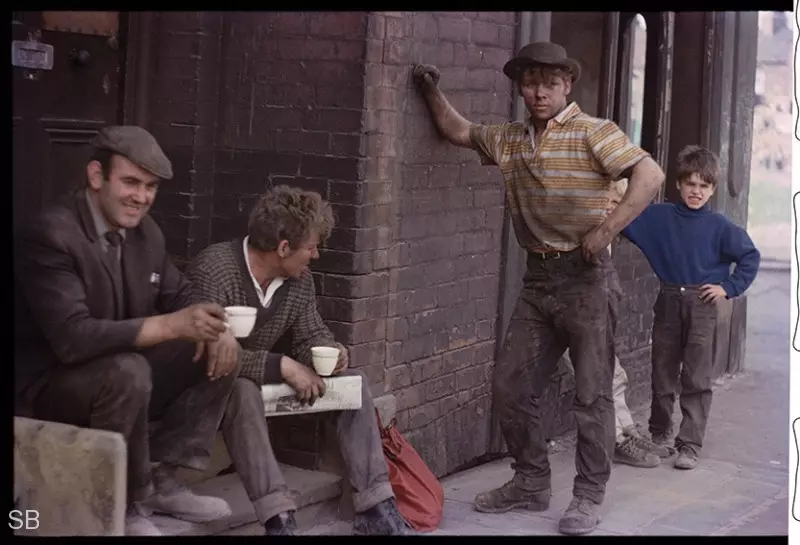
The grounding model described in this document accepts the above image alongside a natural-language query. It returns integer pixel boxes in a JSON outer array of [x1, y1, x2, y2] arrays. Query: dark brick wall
[[371, 11, 518, 477], [145, 12, 225, 265]]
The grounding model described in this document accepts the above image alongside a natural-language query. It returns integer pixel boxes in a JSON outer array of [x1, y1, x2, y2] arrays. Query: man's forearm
[[421, 85, 473, 148], [603, 158, 665, 237]]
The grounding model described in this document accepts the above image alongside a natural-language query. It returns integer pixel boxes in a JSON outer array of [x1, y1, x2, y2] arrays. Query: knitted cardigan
[[185, 239, 336, 385]]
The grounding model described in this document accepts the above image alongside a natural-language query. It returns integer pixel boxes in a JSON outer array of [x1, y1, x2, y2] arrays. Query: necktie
[[104, 231, 125, 318]]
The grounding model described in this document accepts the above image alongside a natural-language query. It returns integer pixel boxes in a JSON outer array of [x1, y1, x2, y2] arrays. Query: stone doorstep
[[153, 466, 344, 536]]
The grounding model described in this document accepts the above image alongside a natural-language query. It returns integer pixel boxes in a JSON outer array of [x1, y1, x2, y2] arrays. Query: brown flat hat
[[502, 41, 581, 84], [92, 126, 173, 180]]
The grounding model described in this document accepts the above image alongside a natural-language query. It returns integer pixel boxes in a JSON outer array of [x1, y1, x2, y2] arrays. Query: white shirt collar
[[243, 236, 286, 308]]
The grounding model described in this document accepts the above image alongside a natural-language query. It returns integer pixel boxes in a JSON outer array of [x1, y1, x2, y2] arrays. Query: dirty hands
[[164, 302, 229, 362], [202, 329, 240, 380], [281, 355, 327, 406], [412, 64, 441, 91], [699, 284, 727, 303], [581, 225, 615, 265]]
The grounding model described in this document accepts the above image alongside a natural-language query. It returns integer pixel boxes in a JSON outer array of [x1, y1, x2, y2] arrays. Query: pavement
[[429, 269, 790, 536]]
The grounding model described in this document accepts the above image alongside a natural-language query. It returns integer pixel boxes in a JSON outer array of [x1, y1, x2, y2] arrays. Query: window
[[626, 14, 647, 146]]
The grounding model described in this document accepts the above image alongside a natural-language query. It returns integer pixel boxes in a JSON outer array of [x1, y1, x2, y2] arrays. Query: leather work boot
[[558, 496, 601, 535], [143, 464, 232, 523], [353, 498, 415, 535], [264, 512, 297, 535], [614, 435, 660, 468], [674, 447, 699, 470], [474, 480, 550, 514], [630, 433, 673, 458]]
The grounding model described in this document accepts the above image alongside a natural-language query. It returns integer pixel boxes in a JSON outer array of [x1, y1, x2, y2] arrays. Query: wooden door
[[12, 11, 124, 231]]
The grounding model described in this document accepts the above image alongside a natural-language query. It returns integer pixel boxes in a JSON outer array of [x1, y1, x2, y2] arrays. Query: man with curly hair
[[186, 185, 411, 536]]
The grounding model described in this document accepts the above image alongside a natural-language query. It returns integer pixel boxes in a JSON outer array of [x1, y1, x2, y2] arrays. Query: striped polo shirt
[[469, 102, 649, 253]]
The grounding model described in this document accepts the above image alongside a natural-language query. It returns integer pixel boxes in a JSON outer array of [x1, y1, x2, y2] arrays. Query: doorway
[[12, 11, 126, 230]]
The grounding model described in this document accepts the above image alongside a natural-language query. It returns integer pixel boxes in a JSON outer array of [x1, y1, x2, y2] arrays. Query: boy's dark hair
[[248, 185, 335, 252], [675, 145, 721, 186]]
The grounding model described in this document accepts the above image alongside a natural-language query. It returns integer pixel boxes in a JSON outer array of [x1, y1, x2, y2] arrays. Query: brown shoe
[[474, 480, 550, 514], [630, 433, 673, 459], [674, 447, 699, 470], [558, 496, 601, 535], [650, 433, 677, 457], [614, 436, 660, 468]]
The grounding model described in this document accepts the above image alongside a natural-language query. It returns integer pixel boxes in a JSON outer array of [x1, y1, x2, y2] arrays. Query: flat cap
[[92, 126, 173, 180]]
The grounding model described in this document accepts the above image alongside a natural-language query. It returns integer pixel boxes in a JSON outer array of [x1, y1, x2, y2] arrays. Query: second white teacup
[[225, 306, 257, 338], [311, 346, 340, 376]]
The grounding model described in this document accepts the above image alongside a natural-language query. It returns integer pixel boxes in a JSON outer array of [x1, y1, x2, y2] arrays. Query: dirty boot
[[614, 435, 660, 468], [674, 447, 699, 470], [125, 503, 161, 536], [264, 512, 296, 535], [650, 433, 676, 457], [353, 498, 415, 535], [558, 496, 601, 535], [143, 464, 232, 523], [630, 433, 672, 458], [474, 480, 550, 514]]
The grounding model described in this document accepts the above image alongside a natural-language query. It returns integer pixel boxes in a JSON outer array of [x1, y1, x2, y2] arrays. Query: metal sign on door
[[11, 39, 54, 70]]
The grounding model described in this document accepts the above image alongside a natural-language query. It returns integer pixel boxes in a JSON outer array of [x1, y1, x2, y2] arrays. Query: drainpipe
[[510, 12, 533, 124]]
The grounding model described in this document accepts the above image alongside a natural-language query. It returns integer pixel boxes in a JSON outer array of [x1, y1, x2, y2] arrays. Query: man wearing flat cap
[[14, 126, 239, 536], [413, 42, 665, 534]]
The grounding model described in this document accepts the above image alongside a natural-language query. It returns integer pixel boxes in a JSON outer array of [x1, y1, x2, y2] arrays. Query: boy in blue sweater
[[622, 145, 760, 471]]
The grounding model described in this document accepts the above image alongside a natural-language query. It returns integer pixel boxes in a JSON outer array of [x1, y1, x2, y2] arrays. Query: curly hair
[[247, 185, 335, 252], [676, 145, 721, 187]]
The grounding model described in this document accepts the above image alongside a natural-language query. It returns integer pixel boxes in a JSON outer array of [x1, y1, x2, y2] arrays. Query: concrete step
[[153, 464, 342, 536], [218, 498, 353, 536]]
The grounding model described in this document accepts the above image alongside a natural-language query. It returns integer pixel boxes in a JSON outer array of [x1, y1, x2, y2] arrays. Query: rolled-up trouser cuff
[[353, 482, 395, 513], [252, 491, 298, 525]]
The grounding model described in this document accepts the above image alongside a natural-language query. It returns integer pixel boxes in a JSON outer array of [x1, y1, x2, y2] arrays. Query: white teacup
[[225, 306, 257, 338], [311, 346, 340, 376]]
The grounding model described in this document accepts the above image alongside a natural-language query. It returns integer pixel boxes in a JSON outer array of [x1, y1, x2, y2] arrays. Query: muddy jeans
[[28, 340, 238, 504], [648, 285, 718, 455], [494, 249, 618, 505], [221, 369, 394, 524]]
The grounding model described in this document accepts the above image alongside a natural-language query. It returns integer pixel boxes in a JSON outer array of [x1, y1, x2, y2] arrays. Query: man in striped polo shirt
[[413, 42, 665, 535]]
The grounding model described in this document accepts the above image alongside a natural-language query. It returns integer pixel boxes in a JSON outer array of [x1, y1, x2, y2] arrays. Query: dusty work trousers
[[220, 369, 394, 524], [27, 340, 238, 504], [494, 249, 618, 505], [560, 354, 635, 443], [648, 285, 718, 455]]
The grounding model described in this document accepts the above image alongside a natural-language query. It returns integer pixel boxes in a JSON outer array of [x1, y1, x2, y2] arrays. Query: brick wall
[[142, 10, 661, 476], [145, 12, 225, 265], [145, 11, 376, 469], [367, 11, 518, 476]]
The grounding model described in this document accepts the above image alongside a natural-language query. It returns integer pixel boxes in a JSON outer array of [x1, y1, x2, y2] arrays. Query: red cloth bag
[[376, 409, 444, 532]]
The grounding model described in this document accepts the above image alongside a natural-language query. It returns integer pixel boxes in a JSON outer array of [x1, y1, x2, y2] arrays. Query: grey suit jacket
[[14, 190, 197, 398]]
